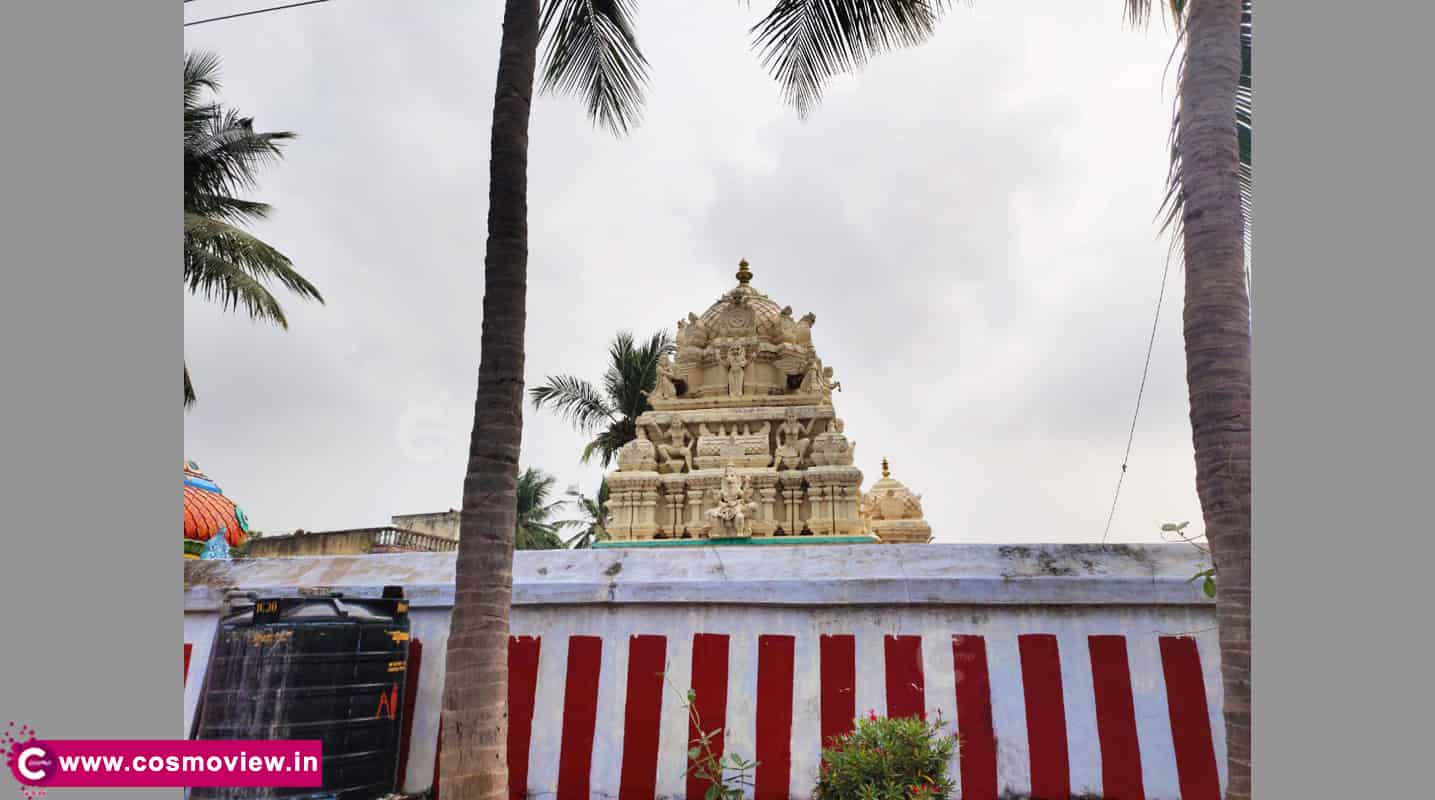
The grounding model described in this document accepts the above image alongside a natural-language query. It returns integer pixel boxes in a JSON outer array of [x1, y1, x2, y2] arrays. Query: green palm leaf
[[183, 50, 319, 405], [558, 481, 610, 548], [535, 328, 672, 466], [539, 0, 651, 135], [184, 363, 197, 408], [516, 467, 573, 550], [184, 213, 323, 316], [531, 375, 617, 434], [750, 0, 952, 118]]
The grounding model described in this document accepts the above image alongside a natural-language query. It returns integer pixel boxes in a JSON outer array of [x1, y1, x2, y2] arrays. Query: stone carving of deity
[[774, 408, 816, 470], [705, 464, 758, 537], [800, 355, 839, 396], [656, 417, 693, 472], [720, 345, 748, 397], [650, 352, 678, 401]]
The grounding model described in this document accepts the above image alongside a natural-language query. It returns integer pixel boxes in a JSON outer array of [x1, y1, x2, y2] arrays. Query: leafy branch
[[1163, 520, 1216, 599]]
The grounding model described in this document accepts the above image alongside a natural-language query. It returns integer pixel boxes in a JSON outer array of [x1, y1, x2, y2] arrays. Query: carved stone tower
[[602, 260, 927, 545]]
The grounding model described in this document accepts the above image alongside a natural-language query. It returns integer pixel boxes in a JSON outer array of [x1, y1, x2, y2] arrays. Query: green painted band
[[593, 535, 878, 549]]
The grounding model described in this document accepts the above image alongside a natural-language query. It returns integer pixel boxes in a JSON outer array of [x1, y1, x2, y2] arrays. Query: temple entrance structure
[[602, 260, 931, 545]]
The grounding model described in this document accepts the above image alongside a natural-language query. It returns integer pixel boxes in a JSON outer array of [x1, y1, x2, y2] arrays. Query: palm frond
[[557, 482, 609, 548], [602, 328, 673, 421], [185, 113, 296, 215], [184, 363, 197, 408], [530, 375, 617, 434], [185, 213, 324, 302], [539, 0, 651, 135], [1121, 0, 1185, 29], [190, 193, 274, 226], [515, 467, 571, 550], [581, 424, 635, 467], [184, 51, 223, 108], [750, 0, 951, 118], [1137, 0, 1251, 257], [184, 214, 322, 329], [183, 247, 290, 327], [516, 526, 567, 550]]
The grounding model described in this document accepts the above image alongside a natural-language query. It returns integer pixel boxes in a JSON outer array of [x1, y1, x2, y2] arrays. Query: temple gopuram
[[601, 260, 931, 546]]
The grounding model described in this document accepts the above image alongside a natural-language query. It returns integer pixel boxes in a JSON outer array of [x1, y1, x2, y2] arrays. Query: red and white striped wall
[[184, 543, 1225, 799]]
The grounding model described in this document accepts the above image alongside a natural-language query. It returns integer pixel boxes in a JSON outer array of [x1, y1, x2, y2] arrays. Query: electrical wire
[[1101, 251, 1174, 544], [185, 0, 331, 27]]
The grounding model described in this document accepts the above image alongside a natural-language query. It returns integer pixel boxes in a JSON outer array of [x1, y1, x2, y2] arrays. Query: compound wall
[[182, 543, 1225, 799]]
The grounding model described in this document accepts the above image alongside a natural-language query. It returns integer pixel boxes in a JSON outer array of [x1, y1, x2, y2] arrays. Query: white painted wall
[[183, 543, 1224, 800]]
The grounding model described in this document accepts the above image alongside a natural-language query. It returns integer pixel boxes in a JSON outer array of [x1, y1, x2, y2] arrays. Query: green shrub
[[813, 711, 958, 800]]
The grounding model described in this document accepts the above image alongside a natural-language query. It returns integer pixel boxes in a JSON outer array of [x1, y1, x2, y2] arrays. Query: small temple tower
[[601, 260, 930, 545], [859, 459, 934, 544]]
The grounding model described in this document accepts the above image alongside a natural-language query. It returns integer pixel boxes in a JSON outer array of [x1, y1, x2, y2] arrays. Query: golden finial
[[881, 458, 890, 478], [736, 258, 753, 285]]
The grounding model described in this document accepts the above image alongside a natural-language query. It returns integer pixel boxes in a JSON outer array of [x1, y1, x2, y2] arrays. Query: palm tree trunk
[[439, 1, 539, 798], [1178, 1, 1251, 797]]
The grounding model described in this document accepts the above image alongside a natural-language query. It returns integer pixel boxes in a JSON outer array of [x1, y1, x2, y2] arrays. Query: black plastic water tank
[[191, 594, 410, 800]]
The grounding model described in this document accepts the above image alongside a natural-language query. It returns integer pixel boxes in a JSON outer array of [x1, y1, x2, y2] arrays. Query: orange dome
[[183, 461, 250, 552]]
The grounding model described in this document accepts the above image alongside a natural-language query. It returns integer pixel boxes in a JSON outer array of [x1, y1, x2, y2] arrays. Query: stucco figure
[[603, 258, 929, 544], [720, 345, 748, 397], [705, 465, 758, 537], [775, 408, 816, 471], [649, 352, 678, 401]]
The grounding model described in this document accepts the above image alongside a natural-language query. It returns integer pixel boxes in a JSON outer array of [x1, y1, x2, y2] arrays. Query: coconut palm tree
[[443, 3, 986, 797], [558, 480, 610, 549], [761, 4, 1252, 793], [1124, 4, 1252, 795], [530, 330, 674, 467], [514, 467, 568, 549], [451, 3, 1254, 799], [183, 50, 322, 407]]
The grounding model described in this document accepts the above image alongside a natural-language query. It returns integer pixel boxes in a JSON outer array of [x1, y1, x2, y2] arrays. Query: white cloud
[[184, 0, 1200, 544]]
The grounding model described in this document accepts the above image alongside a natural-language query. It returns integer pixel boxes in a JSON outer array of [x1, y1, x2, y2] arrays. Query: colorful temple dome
[[183, 460, 250, 558]]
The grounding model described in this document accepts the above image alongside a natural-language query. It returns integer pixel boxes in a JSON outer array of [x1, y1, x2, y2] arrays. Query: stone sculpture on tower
[[603, 259, 930, 544]]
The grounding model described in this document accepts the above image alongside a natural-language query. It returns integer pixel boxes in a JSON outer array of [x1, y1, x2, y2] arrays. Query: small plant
[[813, 711, 958, 800], [1163, 520, 1217, 598], [667, 679, 757, 800]]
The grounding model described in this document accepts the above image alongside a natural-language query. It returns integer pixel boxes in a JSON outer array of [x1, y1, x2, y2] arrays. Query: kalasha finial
[[881, 458, 890, 479], [736, 258, 753, 285]]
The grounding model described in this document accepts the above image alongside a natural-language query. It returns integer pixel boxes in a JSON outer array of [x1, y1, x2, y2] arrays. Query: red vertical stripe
[[395, 638, 424, 792], [619, 635, 667, 800], [1019, 634, 1071, 799], [509, 636, 542, 800], [687, 633, 730, 800], [183, 643, 192, 687], [1160, 636, 1221, 800], [883, 635, 925, 720], [951, 635, 998, 800], [556, 635, 603, 800], [755, 635, 796, 800], [1088, 635, 1145, 800], [819, 634, 857, 748], [432, 719, 442, 800]]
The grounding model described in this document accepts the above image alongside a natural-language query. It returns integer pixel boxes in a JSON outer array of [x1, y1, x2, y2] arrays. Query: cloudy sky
[[183, 0, 1200, 544]]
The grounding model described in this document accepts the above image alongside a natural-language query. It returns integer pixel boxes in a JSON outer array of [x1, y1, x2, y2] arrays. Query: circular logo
[[12, 741, 56, 786]]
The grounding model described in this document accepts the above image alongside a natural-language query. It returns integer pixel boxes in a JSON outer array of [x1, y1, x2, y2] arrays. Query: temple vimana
[[603, 259, 931, 546]]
